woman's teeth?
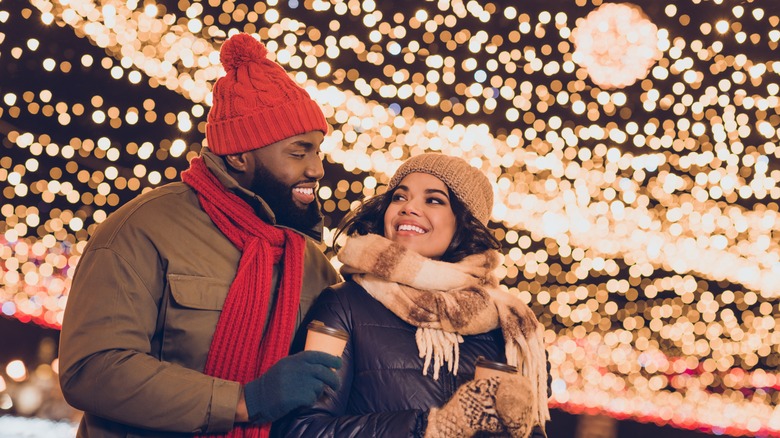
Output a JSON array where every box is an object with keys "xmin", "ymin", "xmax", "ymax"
[{"xmin": 397, "ymin": 224, "xmax": 426, "ymax": 234}]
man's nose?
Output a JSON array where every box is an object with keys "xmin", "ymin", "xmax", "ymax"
[{"xmin": 304, "ymin": 154, "xmax": 325, "ymax": 180}]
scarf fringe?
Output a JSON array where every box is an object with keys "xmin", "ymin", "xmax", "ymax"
[
  {"xmin": 416, "ymin": 328, "xmax": 463, "ymax": 380},
  {"xmin": 507, "ymin": 325, "xmax": 551, "ymax": 426}
]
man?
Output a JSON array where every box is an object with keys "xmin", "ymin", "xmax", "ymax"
[{"xmin": 59, "ymin": 33, "xmax": 341, "ymax": 437}]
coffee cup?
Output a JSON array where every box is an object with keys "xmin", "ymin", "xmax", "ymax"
[
  {"xmin": 304, "ymin": 320, "xmax": 349, "ymax": 358},
  {"xmin": 474, "ymin": 356, "xmax": 518, "ymax": 380}
]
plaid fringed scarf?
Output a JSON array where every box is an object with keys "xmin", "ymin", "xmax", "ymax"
[
  {"xmin": 182, "ymin": 156, "xmax": 305, "ymax": 438},
  {"xmin": 338, "ymin": 233, "xmax": 550, "ymax": 429}
]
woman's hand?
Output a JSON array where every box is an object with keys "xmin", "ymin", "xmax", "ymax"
[
  {"xmin": 495, "ymin": 374, "xmax": 537, "ymax": 438},
  {"xmin": 424, "ymin": 377, "xmax": 503, "ymax": 437},
  {"xmin": 424, "ymin": 374, "xmax": 538, "ymax": 438}
]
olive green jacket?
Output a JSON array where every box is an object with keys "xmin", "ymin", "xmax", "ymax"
[{"xmin": 58, "ymin": 150, "xmax": 340, "ymax": 437}]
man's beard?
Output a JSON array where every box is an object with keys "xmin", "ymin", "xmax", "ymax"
[{"xmin": 250, "ymin": 163, "xmax": 322, "ymax": 232}]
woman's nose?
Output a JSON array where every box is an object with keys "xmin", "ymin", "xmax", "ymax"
[{"xmin": 399, "ymin": 201, "xmax": 420, "ymax": 216}]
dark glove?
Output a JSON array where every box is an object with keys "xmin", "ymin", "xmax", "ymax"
[
  {"xmin": 244, "ymin": 351, "xmax": 341, "ymax": 424},
  {"xmin": 424, "ymin": 377, "xmax": 503, "ymax": 437}
]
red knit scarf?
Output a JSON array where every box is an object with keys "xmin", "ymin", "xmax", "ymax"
[{"xmin": 182, "ymin": 156, "xmax": 305, "ymax": 438}]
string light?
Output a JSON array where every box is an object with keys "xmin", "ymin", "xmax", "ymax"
[
  {"xmin": 2, "ymin": 0, "xmax": 780, "ymax": 435},
  {"xmin": 571, "ymin": 3, "xmax": 664, "ymax": 89}
]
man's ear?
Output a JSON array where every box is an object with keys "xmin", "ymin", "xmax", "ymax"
[{"xmin": 223, "ymin": 152, "xmax": 250, "ymax": 173}]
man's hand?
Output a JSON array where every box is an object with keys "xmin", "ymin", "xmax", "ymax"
[{"xmin": 242, "ymin": 351, "xmax": 341, "ymax": 424}]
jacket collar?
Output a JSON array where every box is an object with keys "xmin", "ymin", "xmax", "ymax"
[{"xmin": 199, "ymin": 147, "xmax": 324, "ymax": 242}]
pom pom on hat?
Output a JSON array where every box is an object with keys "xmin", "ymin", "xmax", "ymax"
[
  {"xmin": 388, "ymin": 153, "xmax": 494, "ymax": 225},
  {"xmin": 206, "ymin": 33, "xmax": 328, "ymax": 155},
  {"xmin": 219, "ymin": 33, "xmax": 268, "ymax": 71}
]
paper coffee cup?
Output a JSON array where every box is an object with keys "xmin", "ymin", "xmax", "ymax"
[
  {"xmin": 474, "ymin": 356, "xmax": 518, "ymax": 380},
  {"xmin": 304, "ymin": 320, "xmax": 349, "ymax": 357}
]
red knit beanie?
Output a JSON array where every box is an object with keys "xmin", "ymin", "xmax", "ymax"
[{"xmin": 206, "ymin": 33, "xmax": 328, "ymax": 155}]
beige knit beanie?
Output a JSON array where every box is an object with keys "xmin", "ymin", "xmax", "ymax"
[{"xmin": 388, "ymin": 153, "xmax": 493, "ymax": 225}]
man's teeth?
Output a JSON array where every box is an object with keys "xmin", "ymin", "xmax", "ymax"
[
  {"xmin": 293, "ymin": 187, "xmax": 314, "ymax": 195},
  {"xmin": 397, "ymin": 224, "xmax": 426, "ymax": 234}
]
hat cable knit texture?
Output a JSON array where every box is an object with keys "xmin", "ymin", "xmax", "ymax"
[
  {"xmin": 388, "ymin": 153, "xmax": 493, "ymax": 225},
  {"xmin": 206, "ymin": 33, "xmax": 328, "ymax": 155}
]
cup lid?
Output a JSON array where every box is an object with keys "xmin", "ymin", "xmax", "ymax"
[
  {"xmin": 307, "ymin": 320, "xmax": 349, "ymax": 340},
  {"xmin": 475, "ymin": 356, "xmax": 517, "ymax": 373}
]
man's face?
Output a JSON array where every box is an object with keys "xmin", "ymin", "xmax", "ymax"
[{"xmin": 247, "ymin": 131, "xmax": 325, "ymax": 231}]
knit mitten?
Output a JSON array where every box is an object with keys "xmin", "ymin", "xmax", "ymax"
[
  {"xmin": 495, "ymin": 374, "xmax": 537, "ymax": 438},
  {"xmin": 424, "ymin": 377, "xmax": 503, "ymax": 438}
]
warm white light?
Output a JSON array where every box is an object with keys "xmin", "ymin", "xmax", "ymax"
[
  {"xmin": 143, "ymin": 4, "xmax": 157, "ymax": 17},
  {"xmin": 6, "ymin": 360, "xmax": 27, "ymax": 382},
  {"xmin": 571, "ymin": 3, "xmax": 663, "ymax": 88}
]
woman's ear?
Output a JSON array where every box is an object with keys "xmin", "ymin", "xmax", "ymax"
[{"xmin": 223, "ymin": 152, "xmax": 250, "ymax": 173}]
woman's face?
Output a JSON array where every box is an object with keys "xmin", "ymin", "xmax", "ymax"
[{"xmin": 383, "ymin": 172, "xmax": 457, "ymax": 259}]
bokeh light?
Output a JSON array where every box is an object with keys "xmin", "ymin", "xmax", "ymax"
[
  {"xmin": 2, "ymin": 0, "xmax": 780, "ymax": 436},
  {"xmin": 571, "ymin": 3, "xmax": 664, "ymax": 88}
]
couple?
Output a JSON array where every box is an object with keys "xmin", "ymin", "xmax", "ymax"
[{"xmin": 58, "ymin": 33, "xmax": 549, "ymax": 438}]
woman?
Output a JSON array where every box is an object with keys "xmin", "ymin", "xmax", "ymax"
[{"xmin": 275, "ymin": 153, "xmax": 549, "ymax": 437}]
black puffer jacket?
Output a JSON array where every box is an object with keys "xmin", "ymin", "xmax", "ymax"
[{"xmin": 274, "ymin": 280, "xmax": 546, "ymax": 438}]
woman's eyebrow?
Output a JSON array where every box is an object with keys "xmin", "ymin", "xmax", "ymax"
[
  {"xmin": 425, "ymin": 188, "xmax": 450, "ymax": 198},
  {"xmin": 395, "ymin": 185, "xmax": 449, "ymax": 198}
]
